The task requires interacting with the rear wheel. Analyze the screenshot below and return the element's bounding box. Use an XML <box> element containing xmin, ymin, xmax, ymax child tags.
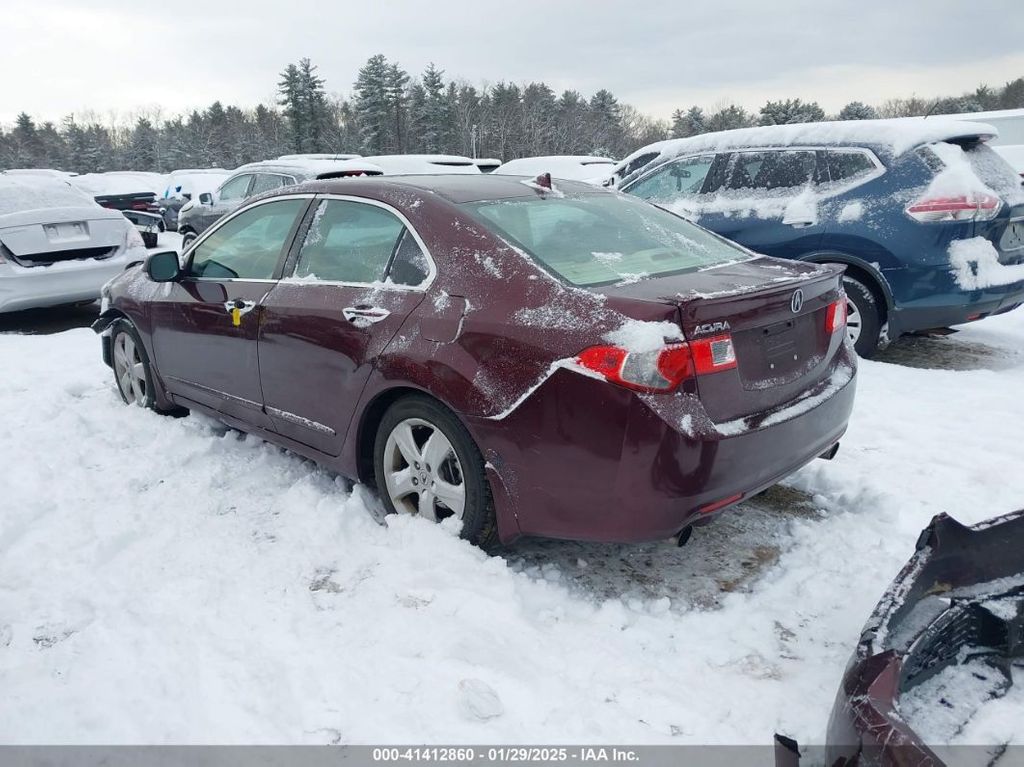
<box><xmin>180</xmin><ymin>231</ymin><xmax>197</xmax><ymax>249</ymax></box>
<box><xmin>374</xmin><ymin>395</ymin><xmax>498</xmax><ymax>548</ymax></box>
<box><xmin>842</xmin><ymin>275</ymin><xmax>883</xmax><ymax>358</ymax></box>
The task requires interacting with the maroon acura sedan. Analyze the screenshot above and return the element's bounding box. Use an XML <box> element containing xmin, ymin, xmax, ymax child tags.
<box><xmin>94</xmin><ymin>174</ymin><xmax>856</xmax><ymax>547</ymax></box>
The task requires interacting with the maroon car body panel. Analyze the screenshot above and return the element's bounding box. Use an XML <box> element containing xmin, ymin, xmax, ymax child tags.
<box><xmin>98</xmin><ymin>175</ymin><xmax>857</xmax><ymax>544</ymax></box>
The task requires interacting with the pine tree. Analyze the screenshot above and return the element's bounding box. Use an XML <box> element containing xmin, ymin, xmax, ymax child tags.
<box><xmin>354</xmin><ymin>54</ymin><xmax>394</xmax><ymax>154</ymax></box>
<box><xmin>420</xmin><ymin>63</ymin><xmax>449</xmax><ymax>153</ymax></box>
<box><xmin>278</xmin><ymin>63</ymin><xmax>304</xmax><ymax>153</ymax></box>
<box><xmin>11</xmin><ymin>112</ymin><xmax>42</xmax><ymax>167</ymax></box>
<box><xmin>385</xmin><ymin>61</ymin><xmax>410</xmax><ymax>153</ymax></box>
<box><xmin>759</xmin><ymin>98</ymin><xmax>826</xmax><ymax>125</ymax></box>
<box><xmin>671</xmin><ymin>106</ymin><xmax>705</xmax><ymax>137</ymax></box>
<box><xmin>837</xmin><ymin>101</ymin><xmax>877</xmax><ymax>121</ymax></box>
<box><xmin>553</xmin><ymin>90</ymin><xmax>588</xmax><ymax>154</ymax></box>
<box><xmin>128</xmin><ymin>117</ymin><xmax>159</xmax><ymax>169</ymax></box>
<box><xmin>705</xmin><ymin>104</ymin><xmax>755</xmax><ymax>132</ymax></box>
<box><xmin>587</xmin><ymin>89</ymin><xmax>623</xmax><ymax>156</ymax></box>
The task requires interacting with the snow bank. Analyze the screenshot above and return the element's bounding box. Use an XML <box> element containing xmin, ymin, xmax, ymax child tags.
<box><xmin>949</xmin><ymin>237</ymin><xmax>1024</xmax><ymax>290</ymax></box>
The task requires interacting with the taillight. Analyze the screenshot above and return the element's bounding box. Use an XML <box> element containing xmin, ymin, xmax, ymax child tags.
<box><xmin>576</xmin><ymin>333</ymin><xmax>737</xmax><ymax>394</ymax></box>
<box><xmin>905</xmin><ymin>192</ymin><xmax>1000</xmax><ymax>223</ymax></box>
<box><xmin>577</xmin><ymin>343</ymin><xmax>693</xmax><ymax>393</ymax></box>
<box><xmin>825</xmin><ymin>299</ymin><xmax>847</xmax><ymax>334</ymax></box>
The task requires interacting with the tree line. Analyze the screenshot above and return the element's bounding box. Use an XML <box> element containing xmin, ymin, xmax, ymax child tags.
<box><xmin>1</xmin><ymin>55</ymin><xmax>1022</xmax><ymax>175</ymax></box>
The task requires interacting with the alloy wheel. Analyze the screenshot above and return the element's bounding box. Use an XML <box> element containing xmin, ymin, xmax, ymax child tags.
<box><xmin>382</xmin><ymin>417</ymin><xmax>466</xmax><ymax>521</ymax></box>
<box><xmin>845</xmin><ymin>298</ymin><xmax>862</xmax><ymax>345</ymax></box>
<box><xmin>113</xmin><ymin>332</ymin><xmax>147</xmax><ymax>405</ymax></box>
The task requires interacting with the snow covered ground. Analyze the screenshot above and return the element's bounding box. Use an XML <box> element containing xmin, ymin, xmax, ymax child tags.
<box><xmin>1</xmin><ymin>297</ymin><xmax>1023</xmax><ymax>748</ymax></box>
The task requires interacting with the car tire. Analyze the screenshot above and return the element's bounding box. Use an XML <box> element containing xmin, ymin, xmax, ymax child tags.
<box><xmin>374</xmin><ymin>395</ymin><xmax>498</xmax><ymax>549</ymax></box>
<box><xmin>109</xmin><ymin>318</ymin><xmax>184</xmax><ymax>415</ymax></box>
<box><xmin>180</xmin><ymin>231</ymin><xmax>197</xmax><ymax>249</ymax></box>
<box><xmin>842</xmin><ymin>275</ymin><xmax>883</xmax><ymax>358</ymax></box>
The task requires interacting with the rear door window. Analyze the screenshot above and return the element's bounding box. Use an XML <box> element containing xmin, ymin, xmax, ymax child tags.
<box><xmin>726</xmin><ymin>150</ymin><xmax>816</xmax><ymax>192</ymax></box>
<box><xmin>250</xmin><ymin>174</ymin><xmax>288</xmax><ymax>195</ymax></box>
<box><xmin>217</xmin><ymin>174</ymin><xmax>254</xmax><ymax>202</ymax></box>
<box><xmin>293</xmin><ymin>199</ymin><xmax>427</xmax><ymax>285</ymax></box>
<box><xmin>825</xmin><ymin>150</ymin><xmax>878</xmax><ymax>184</ymax></box>
<box><xmin>626</xmin><ymin>155</ymin><xmax>715</xmax><ymax>203</ymax></box>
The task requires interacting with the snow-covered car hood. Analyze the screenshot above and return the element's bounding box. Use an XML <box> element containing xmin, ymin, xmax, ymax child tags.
<box><xmin>0</xmin><ymin>205</ymin><xmax>128</xmax><ymax>257</ymax></box>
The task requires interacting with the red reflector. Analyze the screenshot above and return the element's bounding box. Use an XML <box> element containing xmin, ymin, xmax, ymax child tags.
<box><xmin>698</xmin><ymin>493</ymin><xmax>744</xmax><ymax>515</ymax></box>
<box><xmin>690</xmin><ymin>334</ymin><xmax>737</xmax><ymax>375</ymax></box>
<box><xmin>966</xmin><ymin>313</ymin><xmax>982</xmax><ymax>322</ymax></box>
<box><xmin>826</xmin><ymin>299</ymin><xmax>847</xmax><ymax>334</ymax></box>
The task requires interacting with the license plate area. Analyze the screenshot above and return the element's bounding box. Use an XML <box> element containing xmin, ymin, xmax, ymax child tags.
<box><xmin>43</xmin><ymin>222</ymin><xmax>90</xmax><ymax>243</ymax></box>
<box><xmin>735</xmin><ymin>313</ymin><xmax>819</xmax><ymax>388</ymax></box>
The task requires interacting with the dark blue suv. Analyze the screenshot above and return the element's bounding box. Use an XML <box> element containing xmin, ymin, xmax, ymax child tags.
<box><xmin>615</xmin><ymin>120</ymin><xmax>1024</xmax><ymax>356</ymax></box>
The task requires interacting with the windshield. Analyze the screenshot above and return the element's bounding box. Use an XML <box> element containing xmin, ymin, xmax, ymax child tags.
<box><xmin>464</xmin><ymin>193</ymin><xmax>748</xmax><ymax>287</ymax></box>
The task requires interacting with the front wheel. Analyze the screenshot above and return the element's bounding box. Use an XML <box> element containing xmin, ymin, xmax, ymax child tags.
<box><xmin>110</xmin><ymin>319</ymin><xmax>156</xmax><ymax>408</ymax></box>
<box><xmin>842</xmin><ymin>275</ymin><xmax>883</xmax><ymax>358</ymax></box>
<box><xmin>374</xmin><ymin>395</ymin><xmax>498</xmax><ymax>548</ymax></box>
<box><xmin>180</xmin><ymin>231</ymin><xmax>197</xmax><ymax>249</ymax></box>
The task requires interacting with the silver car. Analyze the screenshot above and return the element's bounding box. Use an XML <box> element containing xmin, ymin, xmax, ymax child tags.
<box><xmin>0</xmin><ymin>175</ymin><xmax>147</xmax><ymax>313</ymax></box>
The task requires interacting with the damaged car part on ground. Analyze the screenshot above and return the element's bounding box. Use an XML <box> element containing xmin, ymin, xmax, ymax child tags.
<box><xmin>93</xmin><ymin>174</ymin><xmax>855</xmax><ymax>547</ymax></box>
<box><xmin>776</xmin><ymin>509</ymin><xmax>1024</xmax><ymax>766</ymax></box>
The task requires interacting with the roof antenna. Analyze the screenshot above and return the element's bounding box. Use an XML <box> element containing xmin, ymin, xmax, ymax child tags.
<box><xmin>922</xmin><ymin>99</ymin><xmax>941</xmax><ymax>119</ymax></box>
<box><xmin>533</xmin><ymin>172</ymin><xmax>552</xmax><ymax>190</ymax></box>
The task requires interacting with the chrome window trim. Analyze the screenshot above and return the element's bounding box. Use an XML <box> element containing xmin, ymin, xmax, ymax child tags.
<box><xmin>284</xmin><ymin>193</ymin><xmax>438</xmax><ymax>292</ymax></box>
<box><xmin>180</xmin><ymin>193</ymin><xmax>317</xmax><ymax>282</ymax></box>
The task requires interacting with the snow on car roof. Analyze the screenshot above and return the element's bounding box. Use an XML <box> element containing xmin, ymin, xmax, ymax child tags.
<box><xmin>234</xmin><ymin>158</ymin><xmax>383</xmax><ymax>177</ymax></box>
<box><xmin>615</xmin><ymin>117</ymin><xmax>1000</xmax><ymax>181</ymax></box>
<box><xmin>495</xmin><ymin>155</ymin><xmax>616</xmax><ymax>182</ymax></box>
<box><xmin>0</xmin><ymin>175</ymin><xmax>100</xmax><ymax>215</ymax></box>
<box><xmin>361</xmin><ymin>155</ymin><xmax>482</xmax><ymax>175</ymax></box>
<box><xmin>71</xmin><ymin>172</ymin><xmax>166</xmax><ymax>197</ymax></box>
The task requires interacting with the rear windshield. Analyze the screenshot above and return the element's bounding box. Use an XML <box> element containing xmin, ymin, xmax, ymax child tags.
<box><xmin>921</xmin><ymin>141</ymin><xmax>1023</xmax><ymax>200</ymax></box>
<box><xmin>464</xmin><ymin>193</ymin><xmax>748</xmax><ymax>287</ymax></box>
<box><xmin>0</xmin><ymin>179</ymin><xmax>95</xmax><ymax>215</ymax></box>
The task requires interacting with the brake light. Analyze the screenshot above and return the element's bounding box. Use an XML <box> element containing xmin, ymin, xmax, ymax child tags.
<box><xmin>905</xmin><ymin>193</ymin><xmax>1000</xmax><ymax>223</ymax></box>
<box><xmin>577</xmin><ymin>343</ymin><xmax>694</xmax><ymax>393</ymax></box>
<box><xmin>576</xmin><ymin>333</ymin><xmax>737</xmax><ymax>394</ymax></box>
<box><xmin>825</xmin><ymin>299</ymin><xmax>847</xmax><ymax>334</ymax></box>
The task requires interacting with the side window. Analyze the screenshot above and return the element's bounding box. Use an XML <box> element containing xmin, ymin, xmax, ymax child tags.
<box><xmin>249</xmin><ymin>174</ymin><xmax>287</xmax><ymax>195</ymax></box>
<box><xmin>188</xmin><ymin>199</ymin><xmax>306</xmax><ymax>280</ymax></box>
<box><xmin>217</xmin><ymin>174</ymin><xmax>253</xmax><ymax>202</ymax></box>
<box><xmin>388</xmin><ymin>230</ymin><xmax>430</xmax><ymax>286</ymax></box>
<box><xmin>621</xmin><ymin>151</ymin><xmax>660</xmax><ymax>179</ymax></box>
<box><xmin>727</xmin><ymin>150</ymin><xmax>816</xmax><ymax>192</ymax></box>
<box><xmin>294</xmin><ymin>200</ymin><xmax>409</xmax><ymax>284</ymax></box>
<box><xmin>626</xmin><ymin>155</ymin><xmax>715</xmax><ymax>202</ymax></box>
<box><xmin>826</xmin><ymin>150</ymin><xmax>877</xmax><ymax>184</ymax></box>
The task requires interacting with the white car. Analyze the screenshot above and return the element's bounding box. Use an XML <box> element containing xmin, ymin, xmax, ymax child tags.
<box><xmin>0</xmin><ymin>175</ymin><xmax>147</xmax><ymax>313</ymax></box>
<box><xmin>360</xmin><ymin>154</ymin><xmax>481</xmax><ymax>174</ymax></box>
<box><xmin>494</xmin><ymin>155</ymin><xmax>616</xmax><ymax>183</ymax></box>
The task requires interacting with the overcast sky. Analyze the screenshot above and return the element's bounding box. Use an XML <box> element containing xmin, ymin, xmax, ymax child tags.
<box><xmin>3</xmin><ymin>0</ymin><xmax>1024</xmax><ymax>126</ymax></box>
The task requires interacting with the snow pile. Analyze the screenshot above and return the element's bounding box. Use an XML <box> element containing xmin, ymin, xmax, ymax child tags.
<box><xmin>838</xmin><ymin>201</ymin><xmax>865</xmax><ymax>222</ymax></box>
<box><xmin>604</xmin><ymin>319</ymin><xmax>683</xmax><ymax>352</ymax></box>
<box><xmin>1</xmin><ymin>310</ymin><xmax>1024</xmax><ymax>744</ymax></box>
<box><xmin>949</xmin><ymin>237</ymin><xmax>1024</xmax><ymax>290</ymax></box>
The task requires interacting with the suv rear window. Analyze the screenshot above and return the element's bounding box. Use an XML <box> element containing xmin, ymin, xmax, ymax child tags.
<box><xmin>826</xmin><ymin>151</ymin><xmax>877</xmax><ymax>183</ymax></box>
<box><xmin>465</xmin><ymin>194</ymin><xmax>747</xmax><ymax>287</ymax></box>
<box><xmin>920</xmin><ymin>141</ymin><xmax>1023</xmax><ymax>200</ymax></box>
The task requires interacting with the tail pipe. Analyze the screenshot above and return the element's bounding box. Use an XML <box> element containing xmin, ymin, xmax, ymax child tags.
<box><xmin>818</xmin><ymin>442</ymin><xmax>840</xmax><ymax>461</ymax></box>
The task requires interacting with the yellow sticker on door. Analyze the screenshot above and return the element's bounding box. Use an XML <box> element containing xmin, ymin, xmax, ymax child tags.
<box><xmin>224</xmin><ymin>301</ymin><xmax>255</xmax><ymax>327</ymax></box>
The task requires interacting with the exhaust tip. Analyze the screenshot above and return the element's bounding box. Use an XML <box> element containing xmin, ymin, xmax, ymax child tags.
<box><xmin>818</xmin><ymin>442</ymin><xmax>840</xmax><ymax>461</ymax></box>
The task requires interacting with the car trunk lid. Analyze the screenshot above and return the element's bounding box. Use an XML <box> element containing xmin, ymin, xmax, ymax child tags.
<box><xmin>0</xmin><ymin>206</ymin><xmax>127</xmax><ymax>267</ymax></box>
<box><xmin>601</xmin><ymin>257</ymin><xmax>846</xmax><ymax>422</ymax></box>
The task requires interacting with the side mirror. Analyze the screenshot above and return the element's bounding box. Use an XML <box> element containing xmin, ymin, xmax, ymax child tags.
<box><xmin>145</xmin><ymin>250</ymin><xmax>181</xmax><ymax>283</ymax></box>
<box><xmin>199</xmin><ymin>192</ymin><xmax>213</xmax><ymax>205</ymax></box>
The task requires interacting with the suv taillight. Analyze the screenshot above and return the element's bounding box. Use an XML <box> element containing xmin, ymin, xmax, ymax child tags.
<box><xmin>576</xmin><ymin>334</ymin><xmax>736</xmax><ymax>394</ymax></box>
<box><xmin>905</xmin><ymin>193</ymin><xmax>1000</xmax><ymax>223</ymax></box>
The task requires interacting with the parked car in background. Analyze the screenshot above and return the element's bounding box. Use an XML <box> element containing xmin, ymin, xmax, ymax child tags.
<box><xmin>2</xmin><ymin>168</ymin><xmax>78</xmax><ymax>180</ymax></box>
<box><xmin>176</xmin><ymin>158</ymin><xmax>383</xmax><ymax>247</ymax></box>
<box><xmin>934</xmin><ymin>107</ymin><xmax>1024</xmax><ymax>176</ymax></box>
<box><xmin>161</xmin><ymin>169</ymin><xmax>231</xmax><ymax>231</ymax></box>
<box><xmin>277</xmin><ymin>153</ymin><xmax>362</xmax><ymax>161</ymax></box>
<box><xmin>473</xmin><ymin>158</ymin><xmax>502</xmax><ymax>174</ymax></box>
<box><xmin>70</xmin><ymin>172</ymin><xmax>167</xmax><ymax>247</ymax></box>
<box><xmin>615</xmin><ymin>119</ymin><xmax>1024</xmax><ymax>357</ymax></box>
<box><xmin>0</xmin><ymin>175</ymin><xmax>147</xmax><ymax>312</ymax></box>
<box><xmin>360</xmin><ymin>154</ymin><xmax>481</xmax><ymax>175</ymax></box>
<box><xmin>95</xmin><ymin>175</ymin><xmax>854</xmax><ymax>547</ymax></box>
<box><xmin>495</xmin><ymin>155</ymin><xmax>615</xmax><ymax>183</ymax></box>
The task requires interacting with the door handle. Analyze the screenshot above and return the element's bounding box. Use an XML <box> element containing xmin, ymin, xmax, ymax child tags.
<box><xmin>343</xmin><ymin>305</ymin><xmax>390</xmax><ymax>324</ymax></box>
